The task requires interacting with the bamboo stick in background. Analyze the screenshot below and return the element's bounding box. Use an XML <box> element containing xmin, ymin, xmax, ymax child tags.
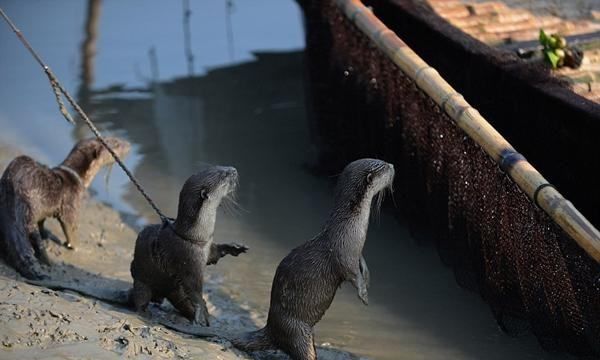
<box><xmin>335</xmin><ymin>0</ymin><xmax>600</xmax><ymax>262</ymax></box>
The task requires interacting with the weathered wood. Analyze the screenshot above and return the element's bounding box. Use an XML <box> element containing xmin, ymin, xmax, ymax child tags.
<box><xmin>336</xmin><ymin>0</ymin><xmax>600</xmax><ymax>262</ymax></box>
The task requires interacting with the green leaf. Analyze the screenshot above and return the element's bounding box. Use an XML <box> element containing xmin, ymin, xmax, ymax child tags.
<box><xmin>539</xmin><ymin>29</ymin><xmax>550</xmax><ymax>47</ymax></box>
<box><xmin>544</xmin><ymin>50</ymin><xmax>560</xmax><ymax>69</ymax></box>
<box><xmin>539</xmin><ymin>29</ymin><xmax>559</xmax><ymax>50</ymax></box>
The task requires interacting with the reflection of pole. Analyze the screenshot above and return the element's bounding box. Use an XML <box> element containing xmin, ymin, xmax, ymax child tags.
<box><xmin>183</xmin><ymin>0</ymin><xmax>194</xmax><ymax>76</ymax></box>
<box><xmin>226</xmin><ymin>0</ymin><xmax>235</xmax><ymax>61</ymax></box>
<box><xmin>149</xmin><ymin>47</ymin><xmax>159</xmax><ymax>83</ymax></box>
<box><xmin>76</xmin><ymin>0</ymin><xmax>102</xmax><ymax>139</ymax></box>
<box><xmin>79</xmin><ymin>0</ymin><xmax>102</xmax><ymax>100</ymax></box>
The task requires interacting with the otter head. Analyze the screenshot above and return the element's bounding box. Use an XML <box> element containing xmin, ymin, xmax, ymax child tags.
<box><xmin>61</xmin><ymin>137</ymin><xmax>131</xmax><ymax>187</ymax></box>
<box><xmin>174</xmin><ymin>166</ymin><xmax>238</xmax><ymax>239</ymax></box>
<box><xmin>334</xmin><ymin>158</ymin><xmax>395</xmax><ymax>210</ymax></box>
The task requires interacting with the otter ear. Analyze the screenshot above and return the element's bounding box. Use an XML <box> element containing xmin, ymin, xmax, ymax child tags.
<box><xmin>366</xmin><ymin>173</ymin><xmax>373</xmax><ymax>184</ymax></box>
<box><xmin>200</xmin><ymin>188</ymin><xmax>209</xmax><ymax>200</ymax></box>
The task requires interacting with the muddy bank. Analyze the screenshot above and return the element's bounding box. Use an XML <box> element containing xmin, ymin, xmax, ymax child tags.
<box><xmin>0</xmin><ymin>145</ymin><xmax>364</xmax><ymax>359</ymax></box>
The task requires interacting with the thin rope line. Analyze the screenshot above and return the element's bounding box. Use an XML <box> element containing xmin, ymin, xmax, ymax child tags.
<box><xmin>0</xmin><ymin>7</ymin><xmax>170</xmax><ymax>224</ymax></box>
<box><xmin>57</xmin><ymin>165</ymin><xmax>84</xmax><ymax>187</ymax></box>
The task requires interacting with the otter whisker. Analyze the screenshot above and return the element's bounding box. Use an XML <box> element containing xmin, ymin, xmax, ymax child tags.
<box><xmin>371</xmin><ymin>189</ymin><xmax>384</xmax><ymax>224</ymax></box>
<box><xmin>222</xmin><ymin>195</ymin><xmax>248</xmax><ymax>216</ymax></box>
<box><xmin>104</xmin><ymin>163</ymin><xmax>114</xmax><ymax>193</ymax></box>
<box><xmin>230</xmin><ymin>197</ymin><xmax>248</xmax><ymax>214</ymax></box>
<box><xmin>387</xmin><ymin>185</ymin><xmax>397</xmax><ymax>209</ymax></box>
<box><xmin>221</xmin><ymin>199</ymin><xmax>239</xmax><ymax>217</ymax></box>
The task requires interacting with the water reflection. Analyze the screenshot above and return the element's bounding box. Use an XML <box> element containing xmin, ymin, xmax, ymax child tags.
<box><xmin>74</xmin><ymin>51</ymin><xmax>570</xmax><ymax>360</ymax></box>
<box><xmin>78</xmin><ymin>0</ymin><xmax>102</xmax><ymax>103</ymax></box>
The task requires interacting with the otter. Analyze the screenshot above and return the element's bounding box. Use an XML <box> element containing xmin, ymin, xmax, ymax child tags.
<box><xmin>130</xmin><ymin>166</ymin><xmax>248</xmax><ymax>326</ymax></box>
<box><xmin>24</xmin><ymin>166</ymin><xmax>248</xmax><ymax>328</ymax></box>
<box><xmin>0</xmin><ymin>137</ymin><xmax>131</xmax><ymax>279</ymax></box>
<box><xmin>232</xmin><ymin>158</ymin><xmax>395</xmax><ymax>360</ymax></box>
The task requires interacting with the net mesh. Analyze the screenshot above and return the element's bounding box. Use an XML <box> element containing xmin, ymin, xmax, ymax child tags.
<box><xmin>301</xmin><ymin>1</ymin><xmax>600</xmax><ymax>355</ymax></box>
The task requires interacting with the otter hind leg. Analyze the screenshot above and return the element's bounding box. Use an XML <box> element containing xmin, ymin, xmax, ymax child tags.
<box><xmin>38</xmin><ymin>220</ymin><xmax>62</xmax><ymax>245</ymax></box>
<box><xmin>132</xmin><ymin>280</ymin><xmax>153</xmax><ymax>316</ymax></box>
<box><xmin>166</xmin><ymin>287</ymin><xmax>209</xmax><ymax>326</ymax></box>
<box><xmin>231</xmin><ymin>327</ymin><xmax>274</xmax><ymax>352</ymax></box>
<box><xmin>279</xmin><ymin>321</ymin><xmax>317</xmax><ymax>360</ymax></box>
<box><xmin>30</xmin><ymin>230</ymin><xmax>51</xmax><ymax>266</ymax></box>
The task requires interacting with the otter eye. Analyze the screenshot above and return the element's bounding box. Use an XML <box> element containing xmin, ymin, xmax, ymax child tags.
<box><xmin>366</xmin><ymin>173</ymin><xmax>373</xmax><ymax>184</ymax></box>
<box><xmin>200</xmin><ymin>188</ymin><xmax>209</xmax><ymax>200</ymax></box>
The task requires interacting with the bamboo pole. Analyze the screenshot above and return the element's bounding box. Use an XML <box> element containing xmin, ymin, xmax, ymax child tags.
<box><xmin>335</xmin><ymin>0</ymin><xmax>600</xmax><ymax>262</ymax></box>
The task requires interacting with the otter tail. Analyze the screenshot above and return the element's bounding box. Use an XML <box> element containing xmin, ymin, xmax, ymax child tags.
<box><xmin>231</xmin><ymin>327</ymin><xmax>274</xmax><ymax>351</ymax></box>
<box><xmin>25</xmin><ymin>279</ymin><xmax>132</xmax><ymax>305</ymax></box>
<box><xmin>155</xmin><ymin>318</ymin><xmax>220</xmax><ymax>338</ymax></box>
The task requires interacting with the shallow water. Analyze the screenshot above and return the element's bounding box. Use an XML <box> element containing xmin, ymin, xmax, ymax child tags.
<box><xmin>0</xmin><ymin>1</ymin><xmax>572</xmax><ymax>359</ymax></box>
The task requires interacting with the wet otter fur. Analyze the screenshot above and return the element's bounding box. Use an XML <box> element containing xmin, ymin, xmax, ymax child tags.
<box><xmin>232</xmin><ymin>158</ymin><xmax>395</xmax><ymax>360</ymax></box>
<box><xmin>22</xmin><ymin>166</ymin><xmax>247</xmax><ymax>331</ymax></box>
<box><xmin>0</xmin><ymin>137</ymin><xmax>130</xmax><ymax>279</ymax></box>
<box><xmin>130</xmin><ymin>166</ymin><xmax>248</xmax><ymax>326</ymax></box>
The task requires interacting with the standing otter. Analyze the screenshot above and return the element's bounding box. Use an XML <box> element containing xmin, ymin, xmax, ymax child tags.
<box><xmin>22</xmin><ymin>166</ymin><xmax>247</xmax><ymax>330</ymax></box>
<box><xmin>130</xmin><ymin>166</ymin><xmax>248</xmax><ymax>326</ymax></box>
<box><xmin>0</xmin><ymin>137</ymin><xmax>130</xmax><ymax>279</ymax></box>
<box><xmin>232</xmin><ymin>158</ymin><xmax>394</xmax><ymax>360</ymax></box>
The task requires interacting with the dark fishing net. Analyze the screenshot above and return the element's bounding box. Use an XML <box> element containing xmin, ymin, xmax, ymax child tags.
<box><xmin>300</xmin><ymin>1</ymin><xmax>600</xmax><ymax>356</ymax></box>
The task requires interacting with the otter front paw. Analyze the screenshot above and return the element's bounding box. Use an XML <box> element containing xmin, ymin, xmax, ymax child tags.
<box><xmin>356</xmin><ymin>255</ymin><xmax>370</xmax><ymax>305</ymax></box>
<box><xmin>221</xmin><ymin>243</ymin><xmax>248</xmax><ymax>257</ymax></box>
<box><xmin>350</xmin><ymin>274</ymin><xmax>369</xmax><ymax>306</ymax></box>
<box><xmin>358</xmin><ymin>287</ymin><xmax>369</xmax><ymax>306</ymax></box>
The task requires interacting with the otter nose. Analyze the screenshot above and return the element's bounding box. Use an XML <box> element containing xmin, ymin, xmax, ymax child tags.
<box><xmin>388</xmin><ymin>163</ymin><xmax>394</xmax><ymax>170</ymax></box>
<box><xmin>226</xmin><ymin>167</ymin><xmax>238</xmax><ymax>176</ymax></box>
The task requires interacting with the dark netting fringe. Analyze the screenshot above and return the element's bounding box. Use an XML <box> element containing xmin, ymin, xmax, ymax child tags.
<box><xmin>301</xmin><ymin>1</ymin><xmax>600</xmax><ymax>356</ymax></box>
